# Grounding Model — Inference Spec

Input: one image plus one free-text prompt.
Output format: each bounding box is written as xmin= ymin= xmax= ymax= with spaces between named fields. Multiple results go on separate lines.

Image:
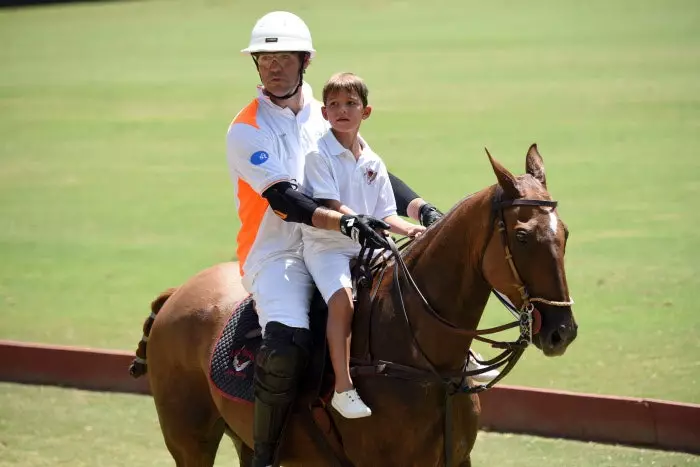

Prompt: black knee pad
xmin=254 ymin=322 xmax=311 ymax=405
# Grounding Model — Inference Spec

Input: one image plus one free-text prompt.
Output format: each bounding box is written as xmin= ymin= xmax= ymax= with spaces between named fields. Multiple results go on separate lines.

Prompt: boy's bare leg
xmin=327 ymin=287 xmax=354 ymax=392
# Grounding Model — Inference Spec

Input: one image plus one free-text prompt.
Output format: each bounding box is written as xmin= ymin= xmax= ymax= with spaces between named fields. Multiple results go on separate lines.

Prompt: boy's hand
xmin=340 ymin=214 xmax=390 ymax=249
xmin=405 ymin=224 xmax=427 ymax=238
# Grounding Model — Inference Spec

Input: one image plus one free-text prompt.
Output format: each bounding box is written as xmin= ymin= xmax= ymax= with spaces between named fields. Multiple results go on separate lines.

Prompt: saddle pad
xmin=209 ymin=295 xmax=261 ymax=403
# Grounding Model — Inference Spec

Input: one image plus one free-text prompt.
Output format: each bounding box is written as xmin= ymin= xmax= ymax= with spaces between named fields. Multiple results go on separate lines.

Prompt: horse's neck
xmin=407 ymin=187 xmax=495 ymax=327
xmin=374 ymin=187 xmax=495 ymax=370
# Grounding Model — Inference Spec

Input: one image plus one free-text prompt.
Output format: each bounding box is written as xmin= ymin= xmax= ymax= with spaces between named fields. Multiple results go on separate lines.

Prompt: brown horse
xmin=131 ymin=145 xmax=577 ymax=466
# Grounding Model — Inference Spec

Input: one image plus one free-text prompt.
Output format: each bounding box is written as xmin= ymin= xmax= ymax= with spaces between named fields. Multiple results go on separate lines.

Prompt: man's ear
xmin=321 ymin=106 xmax=329 ymax=121
xmin=363 ymin=105 xmax=372 ymax=120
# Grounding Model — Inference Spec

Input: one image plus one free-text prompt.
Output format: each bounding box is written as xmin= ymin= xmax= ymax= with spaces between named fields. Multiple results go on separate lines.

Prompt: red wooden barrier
xmin=0 ymin=340 xmax=149 ymax=395
xmin=1 ymin=339 xmax=698 ymax=454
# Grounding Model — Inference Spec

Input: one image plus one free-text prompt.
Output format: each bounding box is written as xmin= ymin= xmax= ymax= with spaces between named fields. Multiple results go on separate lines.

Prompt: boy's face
xmin=322 ymin=89 xmax=372 ymax=133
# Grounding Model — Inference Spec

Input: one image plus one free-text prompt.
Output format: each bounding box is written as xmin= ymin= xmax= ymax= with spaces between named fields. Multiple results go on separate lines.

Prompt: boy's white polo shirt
xmin=226 ymin=83 xmax=328 ymax=279
xmin=302 ymin=130 xmax=397 ymax=253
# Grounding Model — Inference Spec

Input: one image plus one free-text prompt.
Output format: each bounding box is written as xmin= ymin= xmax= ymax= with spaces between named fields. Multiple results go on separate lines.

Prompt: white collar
xmin=320 ymin=129 xmax=372 ymax=158
xmin=256 ymin=82 xmax=314 ymax=113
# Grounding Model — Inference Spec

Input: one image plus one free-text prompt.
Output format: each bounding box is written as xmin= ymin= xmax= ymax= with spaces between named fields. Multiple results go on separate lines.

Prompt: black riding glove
xmin=339 ymin=214 xmax=390 ymax=250
xmin=419 ymin=203 xmax=443 ymax=227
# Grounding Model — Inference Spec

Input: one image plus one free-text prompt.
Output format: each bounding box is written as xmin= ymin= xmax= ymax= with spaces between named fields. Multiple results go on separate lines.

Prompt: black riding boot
xmin=251 ymin=322 xmax=311 ymax=467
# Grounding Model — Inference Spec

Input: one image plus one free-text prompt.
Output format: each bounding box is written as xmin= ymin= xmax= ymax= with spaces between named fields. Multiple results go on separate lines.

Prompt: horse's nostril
xmin=550 ymin=330 xmax=562 ymax=347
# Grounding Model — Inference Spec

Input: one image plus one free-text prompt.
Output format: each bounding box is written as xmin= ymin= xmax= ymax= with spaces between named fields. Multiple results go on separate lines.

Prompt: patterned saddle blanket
xmin=209 ymin=292 xmax=330 ymax=404
xmin=209 ymin=295 xmax=261 ymax=403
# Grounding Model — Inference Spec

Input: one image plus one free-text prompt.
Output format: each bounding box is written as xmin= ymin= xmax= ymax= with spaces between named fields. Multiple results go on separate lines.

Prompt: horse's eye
xmin=515 ymin=229 xmax=528 ymax=244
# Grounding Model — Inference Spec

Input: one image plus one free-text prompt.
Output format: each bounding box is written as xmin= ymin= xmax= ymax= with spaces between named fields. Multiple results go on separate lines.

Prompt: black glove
xmin=339 ymin=214 xmax=390 ymax=250
xmin=419 ymin=203 xmax=443 ymax=227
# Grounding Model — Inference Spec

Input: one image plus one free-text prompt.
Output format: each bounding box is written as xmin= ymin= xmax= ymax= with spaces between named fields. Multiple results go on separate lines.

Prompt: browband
xmin=498 ymin=199 xmax=558 ymax=209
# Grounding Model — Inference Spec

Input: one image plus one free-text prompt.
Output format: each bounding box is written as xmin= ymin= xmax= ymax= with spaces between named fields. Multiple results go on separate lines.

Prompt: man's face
xmin=322 ymin=89 xmax=371 ymax=133
xmin=255 ymin=52 xmax=304 ymax=98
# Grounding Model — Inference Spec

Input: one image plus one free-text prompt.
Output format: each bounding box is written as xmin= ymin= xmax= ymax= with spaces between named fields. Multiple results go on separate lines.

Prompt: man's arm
xmin=259 ymin=182 xmax=346 ymax=233
xmin=318 ymin=199 xmax=356 ymax=216
xmin=262 ymin=183 xmax=388 ymax=249
xmin=227 ymin=122 xmax=291 ymax=193
xmin=387 ymin=172 xmax=443 ymax=227
xmin=374 ymin=164 xmax=424 ymax=237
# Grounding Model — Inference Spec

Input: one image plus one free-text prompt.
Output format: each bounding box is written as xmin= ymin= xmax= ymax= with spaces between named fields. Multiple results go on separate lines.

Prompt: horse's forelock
xmin=517 ymin=173 xmax=551 ymax=200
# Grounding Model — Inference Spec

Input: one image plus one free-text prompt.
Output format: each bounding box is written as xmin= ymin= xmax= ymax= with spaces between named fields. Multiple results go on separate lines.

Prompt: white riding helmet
xmin=242 ymin=11 xmax=315 ymax=58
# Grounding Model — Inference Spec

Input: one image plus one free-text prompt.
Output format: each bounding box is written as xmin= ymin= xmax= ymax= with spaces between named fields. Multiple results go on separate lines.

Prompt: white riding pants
xmin=242 ymin=255 xmax=314 ymax=331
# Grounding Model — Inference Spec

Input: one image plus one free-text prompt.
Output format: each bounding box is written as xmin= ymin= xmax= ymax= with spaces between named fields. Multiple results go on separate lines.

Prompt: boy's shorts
xmin=303 ymin=247 xmax=357 ymax=304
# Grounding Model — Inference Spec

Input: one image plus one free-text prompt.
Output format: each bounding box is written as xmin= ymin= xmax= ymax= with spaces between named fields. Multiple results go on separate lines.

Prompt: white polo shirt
xmin=301 ymin=130 xmax=397 ymax=253
xmin=226 ymin=83 xmax=329 ymax=279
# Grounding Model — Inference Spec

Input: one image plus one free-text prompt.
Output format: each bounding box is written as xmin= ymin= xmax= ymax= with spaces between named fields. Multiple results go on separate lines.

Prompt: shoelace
xmin=341 ymin=390 xmax=360 ymax=402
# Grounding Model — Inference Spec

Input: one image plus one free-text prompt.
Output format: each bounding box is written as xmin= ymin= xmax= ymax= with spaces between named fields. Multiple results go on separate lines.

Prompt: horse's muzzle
xmin=540 ymin=320 xmax=578 ymax=356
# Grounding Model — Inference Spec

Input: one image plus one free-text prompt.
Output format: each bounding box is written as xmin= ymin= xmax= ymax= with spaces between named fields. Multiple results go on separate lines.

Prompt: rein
xmin=349 ymin=194 xmax=574 ymax=467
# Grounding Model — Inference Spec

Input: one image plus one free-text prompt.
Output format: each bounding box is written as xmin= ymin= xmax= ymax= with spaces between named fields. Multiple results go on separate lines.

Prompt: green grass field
xmin=1 ymin=383 xmax=698 ymax=467
xmin=0 ymin=0 xmax=699 ymax=409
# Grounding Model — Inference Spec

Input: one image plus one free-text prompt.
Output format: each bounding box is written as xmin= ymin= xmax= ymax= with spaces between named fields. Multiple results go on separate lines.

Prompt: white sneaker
xmin=467 ymin=351 xmax=500 ymax=384
xmin=331 ymin=388 xmax=372 ymax=419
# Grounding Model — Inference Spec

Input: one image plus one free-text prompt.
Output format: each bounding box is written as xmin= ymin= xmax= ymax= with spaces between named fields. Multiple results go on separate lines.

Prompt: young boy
xmin=302 ymin=72 xmax=425 ymax=419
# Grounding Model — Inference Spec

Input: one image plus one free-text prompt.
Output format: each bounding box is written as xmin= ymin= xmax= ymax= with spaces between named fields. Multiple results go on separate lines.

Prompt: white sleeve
xmin=226 ymin=122 xmax=290 ymax=194
xmin=304 ymin=151 xmax=340 ymax=201
xmin=374 ymin=161 xmax=398 ymax=219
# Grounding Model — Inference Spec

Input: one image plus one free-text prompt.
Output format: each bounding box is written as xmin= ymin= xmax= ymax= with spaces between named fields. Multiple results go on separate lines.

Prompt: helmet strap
xmin=253 ymin=52 xmax=308 ymax=101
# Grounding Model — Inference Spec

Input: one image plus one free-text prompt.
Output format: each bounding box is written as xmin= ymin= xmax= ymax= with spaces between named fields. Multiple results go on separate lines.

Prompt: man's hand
xmin=419 ymin=203 xmax=443 ymax=227
xmin=340 ymin=214 xmax=390 ymax=249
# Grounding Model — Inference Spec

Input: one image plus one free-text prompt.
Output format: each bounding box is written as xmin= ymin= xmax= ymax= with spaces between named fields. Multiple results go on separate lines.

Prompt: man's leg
xmin=249 ymin=257 xmax=314 ymax=467
xmin=252 ymin=322 xmax=311 ymax=466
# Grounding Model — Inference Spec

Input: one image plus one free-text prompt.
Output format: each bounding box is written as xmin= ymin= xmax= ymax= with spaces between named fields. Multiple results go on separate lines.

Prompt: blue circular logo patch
xmin=250 ymin=151 xmax=269 ymax=165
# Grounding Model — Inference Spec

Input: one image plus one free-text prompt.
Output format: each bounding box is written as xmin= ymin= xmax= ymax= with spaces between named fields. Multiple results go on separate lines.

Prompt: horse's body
xmin=136 ymin=146 xmax=577 ymax=466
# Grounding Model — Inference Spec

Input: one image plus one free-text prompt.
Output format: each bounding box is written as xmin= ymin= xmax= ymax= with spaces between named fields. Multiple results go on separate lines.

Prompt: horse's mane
xmin=401 ymin=184 xmax=498 ymax=266
xmin=404 ymin=172 xmax=551 ymax=261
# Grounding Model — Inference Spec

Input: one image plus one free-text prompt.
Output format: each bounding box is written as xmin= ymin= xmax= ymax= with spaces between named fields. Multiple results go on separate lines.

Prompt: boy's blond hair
xmin=322 ymin=72 xmax=369 ymax=107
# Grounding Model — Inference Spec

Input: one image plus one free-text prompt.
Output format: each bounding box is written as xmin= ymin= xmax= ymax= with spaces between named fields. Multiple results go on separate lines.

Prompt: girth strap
xmin=299 ymin=405 xmax=355 ymax=467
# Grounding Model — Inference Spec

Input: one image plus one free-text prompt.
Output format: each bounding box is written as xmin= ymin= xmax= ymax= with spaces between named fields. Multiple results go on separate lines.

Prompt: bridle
xmin=348 ymin=193 xmax=574 ymax=467
xmin=491 ymin=197 xmax=575 ymax=346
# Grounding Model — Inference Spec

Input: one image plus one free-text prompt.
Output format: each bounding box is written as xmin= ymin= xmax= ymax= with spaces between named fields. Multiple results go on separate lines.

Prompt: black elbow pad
xmin=262 ymin=182 xmax=319 ymax=226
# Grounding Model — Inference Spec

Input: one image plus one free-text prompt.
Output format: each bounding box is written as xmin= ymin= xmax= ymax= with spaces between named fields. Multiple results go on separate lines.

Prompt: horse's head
xmin=482 ymin=144 xmax=577 ymax=356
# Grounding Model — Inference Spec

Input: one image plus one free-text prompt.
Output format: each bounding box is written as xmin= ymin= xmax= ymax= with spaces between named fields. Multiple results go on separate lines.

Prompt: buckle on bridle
xmin=518 ymin=303 xmax=534 ymax=346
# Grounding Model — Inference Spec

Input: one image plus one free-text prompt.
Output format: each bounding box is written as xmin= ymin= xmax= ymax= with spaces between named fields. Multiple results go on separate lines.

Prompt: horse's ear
xmin=525 ymin=143 xmax=547 ymax=189
xmin=486 ymin=147 xmax=521 ymax=199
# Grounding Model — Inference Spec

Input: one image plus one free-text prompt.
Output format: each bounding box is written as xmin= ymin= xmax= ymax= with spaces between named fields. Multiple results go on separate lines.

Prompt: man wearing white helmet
xmin=227 ymin=11 xmax=443 ymax=466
